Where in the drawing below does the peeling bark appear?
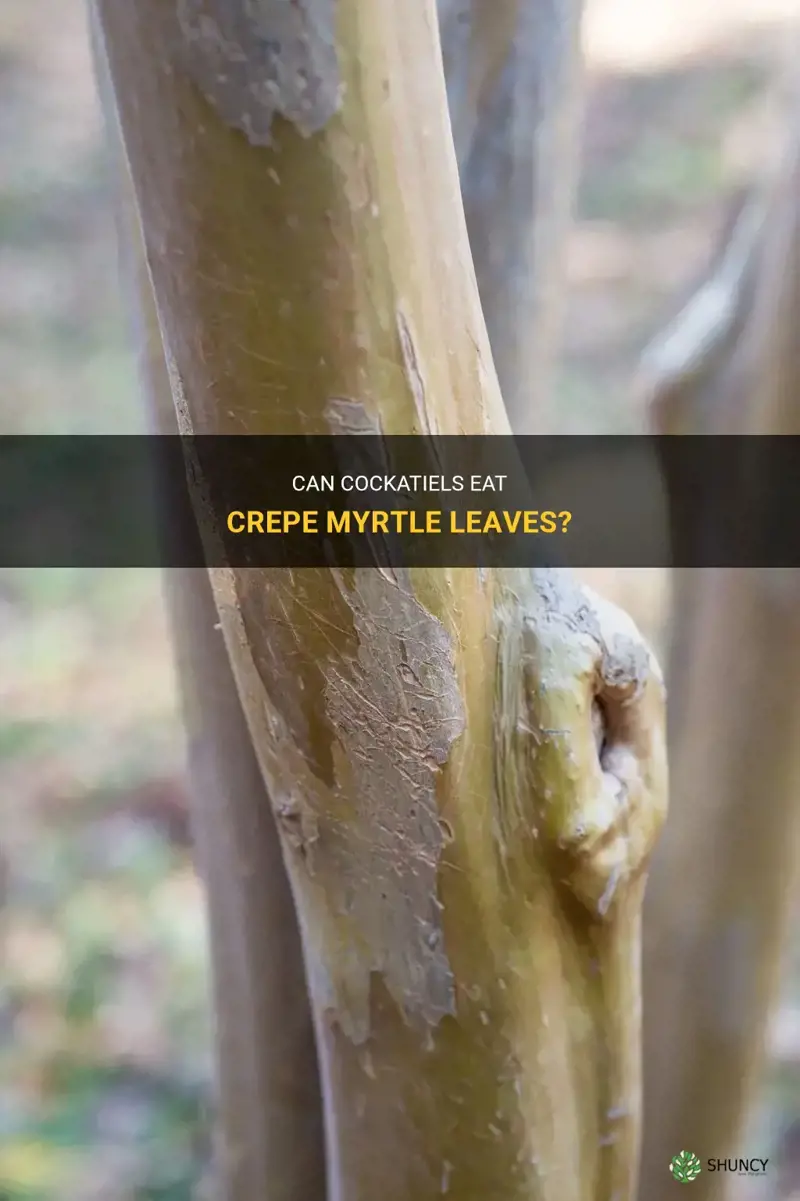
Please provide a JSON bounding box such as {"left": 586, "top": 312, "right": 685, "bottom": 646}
{"left": 94, "top": 1, "right": 665, "bottom": 1198}
{"left": 176, "top": 0, "right": 342, "bottom": 143}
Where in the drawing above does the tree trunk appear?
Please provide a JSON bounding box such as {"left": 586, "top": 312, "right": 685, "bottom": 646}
{"left": 638, "top": 108, "right": 800, "bottom": 1201}
{"left": 439, "top": 0, "right": 585, "bottom": 431}
{"left": 94, "top": 2, "right": 666, "bottom": 1199}
{"left": 92, "top": 21, "right": 329, "bottom": 1194}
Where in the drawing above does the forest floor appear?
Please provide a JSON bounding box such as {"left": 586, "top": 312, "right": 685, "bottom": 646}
{"left": 0, "top": 0, "right": 797, "bottom": 1197}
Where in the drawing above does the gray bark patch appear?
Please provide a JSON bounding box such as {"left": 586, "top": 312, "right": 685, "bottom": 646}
{"left": 321, "top": 568, "right": 465, "bottom": 1040}
{"left": 214, "top": 554, "right": 465, "bottom": 1041}
{"left": 177, "top": 0, "right": 342, "bottom": 144}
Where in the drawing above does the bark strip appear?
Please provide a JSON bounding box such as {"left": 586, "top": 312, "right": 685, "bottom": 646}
{"left": 92, "top": 21, "right": 328, "bottom": 1196}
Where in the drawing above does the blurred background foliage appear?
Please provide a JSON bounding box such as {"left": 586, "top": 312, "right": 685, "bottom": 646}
{"left": 0, "top": 0, "right": 797, "bottom": 1197}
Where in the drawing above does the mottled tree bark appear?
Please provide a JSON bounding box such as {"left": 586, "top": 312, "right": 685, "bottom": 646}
{"left": 638, "top": 109, "right": 800, "bottom": 1201}
{"left": 94, "top": 1, "right": 664, "bottom": 1199}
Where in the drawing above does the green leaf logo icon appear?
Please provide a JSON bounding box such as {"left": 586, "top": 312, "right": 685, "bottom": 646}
{"left": 670, "top": 1151, "right": 702, "bottom": 1183}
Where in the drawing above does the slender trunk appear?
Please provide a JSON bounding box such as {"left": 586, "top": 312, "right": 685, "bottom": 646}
{"left": 639, "top": 110, "right": 800, "bottom": 1201}
{"left": 93, "top": 23, "right": 328, "bottom": 1197}
{"left": 439, "top": 0, "right": 585, "bottom": 431}
{"left": 94, "top": 2, "right": 666, "bottom": 1198}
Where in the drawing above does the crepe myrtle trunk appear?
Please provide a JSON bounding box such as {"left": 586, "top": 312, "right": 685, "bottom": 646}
{"left": 91, "top": 19, "right": 328, "bottom": 1197}
{"left": 638, "top": 106, "right": 800, "bottom": 1201}
{"left": 93, "top": 2, "right": 665, "bottom": 1200}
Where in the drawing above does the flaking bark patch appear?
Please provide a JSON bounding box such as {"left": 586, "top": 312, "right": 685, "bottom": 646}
{"left": 321, "top": 567, "right": 464, "bottom": 1038}
{"left": 308, "top": 395, "right": 463, "bottom": 1035}
{"left": 177, "top": 0, "right": 342, "bottom": 144}
{"left": 211, "top": 562, "right": 465, "bottom": 1043}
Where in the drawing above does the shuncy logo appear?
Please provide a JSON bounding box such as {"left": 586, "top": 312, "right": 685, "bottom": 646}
{"left": 670, "top": 1151, "right": 702, "bottom": 1183}
{"left": 668, "top": 1152, "right": 770, "bottom": 1183}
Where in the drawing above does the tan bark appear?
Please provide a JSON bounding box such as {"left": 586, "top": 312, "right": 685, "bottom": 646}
{"left": 140, "top": 304, "right": 330, "bottom": 1201}
{"left": 91, "top": 22, "right": 328, "bottom": 1198}
{"left": 94, "top": 2, "right": 666, "bottom": 1198}
{"left": 638, "top": 112, "right": 800, "bottom": 1201}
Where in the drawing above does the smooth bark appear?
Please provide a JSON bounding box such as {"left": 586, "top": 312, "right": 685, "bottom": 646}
{"left": 439, "top": 0, "right": 585, "bottom": 431}
{"left": 92, "top": 21, "right": 328, "bottom": 1197}
{"left": 638, "top": 112, "right": 800, "bottom": 1201}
